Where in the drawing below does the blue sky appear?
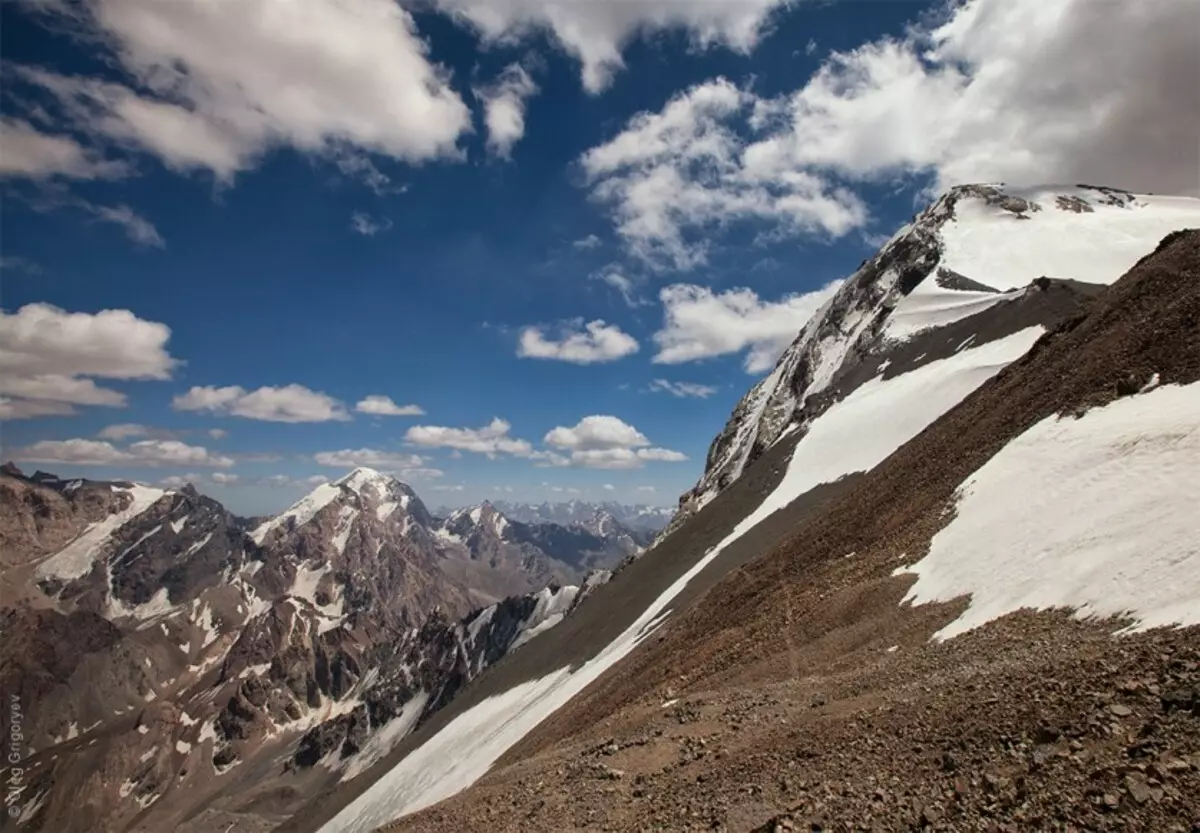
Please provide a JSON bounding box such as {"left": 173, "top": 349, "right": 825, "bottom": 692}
{"left": 1, "top": 0, "right": 1192, "bottom": 515}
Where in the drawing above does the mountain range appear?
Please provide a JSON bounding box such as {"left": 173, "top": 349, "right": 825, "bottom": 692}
{"left": 3, "top": 183, "right": 1199, "bottom": 833}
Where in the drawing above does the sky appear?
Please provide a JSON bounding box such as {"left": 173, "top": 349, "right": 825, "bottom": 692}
{"left": 1, "top": 0, "right": 1195, "bottom": 516}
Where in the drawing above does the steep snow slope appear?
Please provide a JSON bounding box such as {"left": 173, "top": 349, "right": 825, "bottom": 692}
{"left": 672, "top": 184, "right": 1200, "bottom": 528}
{"left": 900, "top": 380, "right": 1200, "bottom": 640}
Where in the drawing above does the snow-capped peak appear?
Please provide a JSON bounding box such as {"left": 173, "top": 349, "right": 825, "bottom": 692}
{"left": 671, "top": 182, "right": 1200, "bottom": 527}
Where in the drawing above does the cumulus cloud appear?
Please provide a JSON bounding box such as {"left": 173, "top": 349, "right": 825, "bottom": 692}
{"left": 579, "top": 0, "right": 1198, "bottom": 266}
{"left": 544, "top": 415, "right": 649, "bottom": 451}
{"left": 12, "top": 437, "right": 234, "bottom": 467}
{"left": 647, "top": 378, "right": 719, "bottom": 398}
{"left": 432, "top": 0, "right": 789, "bottom": 93}
{"left": 313, "top": 449, "right": 427, "bottom": 468}
{"left": 572, "top": 234, "right": 602, "bottom": 250}
{"left": 476, "top": 63, "right": 538, "bottom": 159}
{"left": 581, "top": 78, "right": 867, "bottom": 270}
{"left": 12, "top": 0, "right": 472, "bottom": 181}
{"left": 0, "top": 117, "right": 128, "bottom": 180}
{"left": 542, "top": 415, "right": 687, "bottom": 469}
{"left": 653, "top": 281, "right": 842, "bottom": 373}
{"left": 98, "top": 423, "right": 150, "bottom": 440}
{"left": 354, "top": 395, "right": 424, "bottom": 416}
{"left": 517, "top": 319, "right": 638, "bottom": 364}
{"left": 350, "top": 211, "right": 392, "bottom": 236}
{"left": 172, "top": 384, "right": 350, "bottom": 423}
{"left": 746, "top": 0, "right": 1200, "bottom": 195}
{"left": 406, "top": 417, "right": 534, "bottom": 458}
{"left": 0, "top": 302, "right": 177, "bottom": 417}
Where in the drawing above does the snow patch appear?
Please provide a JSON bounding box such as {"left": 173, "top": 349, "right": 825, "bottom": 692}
{"left": 251, "top": 482, "right": 342, "bottom": 544}
{"left": 939, "top": 188, "right": 1200, "bottom": 292}
{"left": 36, "top": 485, "right": 167, "bottom": 581}
{"left": 176, "top": 739, "right": 192, "bottom": 754}
{"left": 375, "top": 501, "right": 398, "bottom": 521}
{"left": 884, "top": 282, "right": 1016, "bottom": 341}
{"left": 170, "top": 515, "right": 188, "bottom": 534}
{"left": 773, "top": 327, "right": 1044, "bottom": 506}
{"left": 337, "top": 692, "right": 430, "bottom": 782}
{"left": 139, "top": 746, "right": 158, "bottom": 763}
{"left": 897, "top": 382, "right": 1200, "bottom": 640}
{"left": 332, "top": 505, "right": 359, "bottom": 555}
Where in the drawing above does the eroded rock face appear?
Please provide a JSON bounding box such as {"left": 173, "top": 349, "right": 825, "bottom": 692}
{"left": 2, "top": 466, "right": 600, "bottom": 833}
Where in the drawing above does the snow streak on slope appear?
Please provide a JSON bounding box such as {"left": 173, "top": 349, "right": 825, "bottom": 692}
{"left": 251, "top": 482, "right": 341, "bottom": 544}
{"left": 36, "top": 485, "right": 168, "bottom": 580}
{"left": 770, "top": 327, "right": 1045, "bottom": 509}
{"left": 318, "top": 329, "right": 1049, "bottom": 833}
{"left": 898, "top": 382, "right": 1200, "bottom": 641}
{"left": 939, "top": 188, "right": 1200, "bottom": 292}
{"left": 883, "top": 282, "right": 1016, "bottom": 341}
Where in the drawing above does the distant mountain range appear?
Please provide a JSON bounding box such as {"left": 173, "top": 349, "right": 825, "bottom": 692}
{"left": 0, "top": 465, "right": 639, "bottom": 832}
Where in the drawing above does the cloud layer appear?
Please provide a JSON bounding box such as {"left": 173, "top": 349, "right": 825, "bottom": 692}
{"left": 172, "top": 384, "right": 350, "bottom": 423}
{"left": 0, "top": 303, "right": 178, "bottom": 418}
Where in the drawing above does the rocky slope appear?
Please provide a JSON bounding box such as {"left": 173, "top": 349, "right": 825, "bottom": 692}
{"left": 0, "top": 467, "right": 626, "bottom": 833}
{"left": 285, "top": 200, "right": 1200, "bottom": 833}
{"left": 666, "top": 183, "right": 1200, "bottom": 534}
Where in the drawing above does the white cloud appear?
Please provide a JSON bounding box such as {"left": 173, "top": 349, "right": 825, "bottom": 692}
{"left": 580, "top": 0, "right": 1198, "bottom": 268}
{"left": 335, "top": 154, "right": 406, "bottom": 195}
{"left": 210, "top": 472, "right": 239, "bottom": 484}
{"left": 602, "top": 483, "right": 614, "bottom": 490}
{"left": 160, "top": 474, "right": 197, "bottom": 488}
{"left": 517, "top": 319, "right": 638, "bottom": 364}
{"left": 0, "top": 117, "right": 128, "bottom": 180}
{"left": 79, "top": 202, "right": 165, "bottom": 247}
{"left": 544, "top": 415, "right": 648, "bottom": 451}
{"left": 303, "top": 475, "right": 329, "bottom": 485}
{"left": 593, "top": 266, "right": 642, "bottom": 307}
{"left": 354, "top": 395, "right": 424, "bottom": 416}
{"left": 636, "top": 485, "right": 656, "bottom": 493}
{"left": 572, "top": 234, "right": 602, "bottom": 250}
{"left": 0, "top": 302, "right": 177, "bottom": 417}
{"left": 542, "top": 415, "right": 686, "bottom": 469}
{"left": 432, "top": 0, "right": 789, "bottom": 93}
{"left": 98, "top": 423, "right": 149, "bottom": 440}
{"left": 433, "top": 484, "right": 465, "bottom": 492}
{"left": 580, "top": 78, "right": 867, "bottom": 270}
{"left": 313, "top": 449, "right": 427, "bottom": 468}
{"left": 653, "top": 281, "right": 842, "bottom": 373}
{"left": 476, "top": 63, "right": 538, "bottom": 159}
{"left": 647, "top": 378, "right": 719, "bottom": 399}
{"left": 172, "top": 384, "right": 350, "bottom": 423}
{"left": 207, "top": 428, "right": 228, "bottom": 439}
{"left": 13, "top": 438, "right": 234, "bottom": 467}
{"left": 350, "top": 211, "right": 392, "bottom": 236}
{"left": 0, "top": 397, "right": 76, "bottom": 420}
{"left": 405, "top": 417, "right": 533, "bottom": 458}
{"left": 744, "top": 0, "right": 1200, "bottom": 196}
{"left": 14, "top": 0, "right": 472, "bottom": 180}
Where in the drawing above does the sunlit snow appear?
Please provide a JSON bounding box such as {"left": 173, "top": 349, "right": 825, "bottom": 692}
{"left": 939, "top": 188, "right": 1200, "bottom": 292}
{"left": 36, "top": 485, "right": 167, "bottom": 580}
{"left": 898, "top": 381, "right": 1200, "bottom": 640}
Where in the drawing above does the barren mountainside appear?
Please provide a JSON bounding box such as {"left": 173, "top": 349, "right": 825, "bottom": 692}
{"left": 283, "top": 192, "right": 1200, "bottom": 833}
